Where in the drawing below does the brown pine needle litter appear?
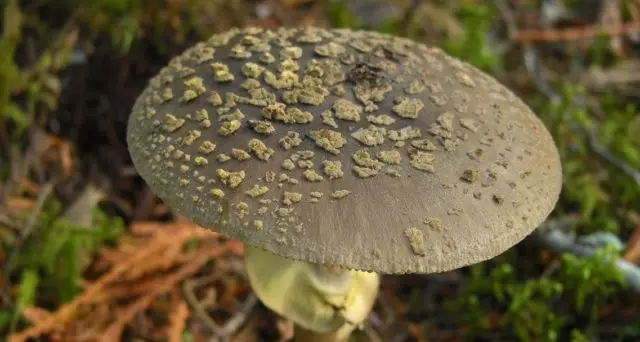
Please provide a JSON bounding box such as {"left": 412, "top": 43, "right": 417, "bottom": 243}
{"left": 7, "top": 217, "right": 245, "bottom": 342}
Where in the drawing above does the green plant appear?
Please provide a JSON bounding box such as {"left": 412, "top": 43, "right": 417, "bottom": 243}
{"left": 327, "top": 0, "right": 363, "bottom": 29}
{"left": 326, "top": 0, "right": 402, "bottom": 35}
{"left": 448, "top": 263, "right": 565, "bottom": 342}
{"left": 0, "top": 0, "right": 74, "bottom": 137}
{"left": 442, "top": 3, "right": 501, "bottom": 72}
{"left": 1, "top": 198, "right": 125, "bottom": 334}
{"left": 534, "top": 83, "right": 639, "bottom": 235}
{"left": 558, "top": 245, "right": 625, "bottom": 328}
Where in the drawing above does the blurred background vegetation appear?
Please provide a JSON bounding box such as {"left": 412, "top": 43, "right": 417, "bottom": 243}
{"left": 1, "top": 0, "right": 639, "bottom": 341}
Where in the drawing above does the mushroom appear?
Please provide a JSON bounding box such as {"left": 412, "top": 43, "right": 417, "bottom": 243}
{"left": 126, "top": 27, "right": 562, "bottom": 341}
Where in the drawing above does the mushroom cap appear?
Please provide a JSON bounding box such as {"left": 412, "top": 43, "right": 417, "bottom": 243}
{"left": 127, "top": 26, "right": 562, "bottom": 274}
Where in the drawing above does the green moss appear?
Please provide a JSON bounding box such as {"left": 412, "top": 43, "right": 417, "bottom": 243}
{"left": 532, "top": 83, "right": 639, "bottom": 235}
{"left": 441, "top": 3, "right": 501, "bottom": 72}
{"left": 1, "top": 196, "right": 125, "bottom": 334}
{"left": 558, "top": 245, "right": 625, "bottom": 327}
{"left": 327, "top": 0, "right": 363, "bottom": 29}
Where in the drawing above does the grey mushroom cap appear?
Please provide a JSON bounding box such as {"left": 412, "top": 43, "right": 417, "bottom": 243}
{"left": 126, "top": 26, "right": 562, "bottom": 275}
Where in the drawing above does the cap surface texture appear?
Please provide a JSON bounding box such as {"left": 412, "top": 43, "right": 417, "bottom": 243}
{"left": 127, "top": 26, "right": 563, "bottom": 274}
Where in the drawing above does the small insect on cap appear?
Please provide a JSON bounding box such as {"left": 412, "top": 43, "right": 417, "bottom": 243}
{"left": 127, "top": 26, "right": 562, "bottom": 274}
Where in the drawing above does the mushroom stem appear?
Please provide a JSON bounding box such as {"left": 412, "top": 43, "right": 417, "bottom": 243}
{"left": 243, "top": 244, "right": 380, "bottom": 342}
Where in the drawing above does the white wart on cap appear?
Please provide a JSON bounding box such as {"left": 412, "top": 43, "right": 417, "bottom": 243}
{"left": 127, "top": 26, "right": 563, "bottom": 274}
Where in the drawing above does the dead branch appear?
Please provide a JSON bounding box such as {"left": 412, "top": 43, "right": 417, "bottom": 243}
{"left": 97, "top": 244, "right": 229, "bottom": 341}
{"left": 167, "top": 290, "right": 189, "bottom": 342}
{"left": 7, "top": 219, "right": 226, "bottom": 342}
{"left": 513, "top": 22, "right": 640, "bottom": 43}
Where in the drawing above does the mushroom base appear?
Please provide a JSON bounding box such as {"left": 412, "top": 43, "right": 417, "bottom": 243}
{"left": 243, "top": 244, "right": 380, "bottom": 341}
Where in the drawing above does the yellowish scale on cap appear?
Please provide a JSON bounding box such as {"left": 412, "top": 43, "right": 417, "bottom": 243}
{"left": 279, "top": 59, "right": 300, "bottom": 72}
{"left": 242, "top": 62, "right": 265, "bottom": 78}
{"left": 392, "top": 97, "right": 424, "bottom": 119}
{"left": 385, "top": 168, "right": 401, "bottom": 177}
{"left": 253, "top": 220, "right": 264, "bottom": 230}
{"left": 423, "top": 217, "right": 445, "bottom": 232}
{"left": 241, "top": 78, "right": 261, "bottom": 90}
{"left": 210, "top": 188, "right": 225, "bottom": 198}
{"left": 282, "top": 159, "right": 295, "bottom": 170}
{"left": 351, "top": 125, "right": 387, "bottom": 146}
{"left": 229, "top": 44, "right": 252, "bottom": 59}
{"left": 435, "top": 112, "right": 455, "bottom": 132}
{"left": 161, "top": 88, "right": 173, "bottom": 101}
{"left": 377, "top": 150, "right": 401, "bottom": 164}
{"left": 208, "top": 91, "right": 223, "bottom": 106}
{"left": 303, "top": 169, "right": 324, "bottom": 182}
{"left": 263, "top": 102, "right": 314, "bottom": 124}
{"left": 460, "top": 117, "right": 480, "bottom": 132}
{"left": 180, "top": 77, "right": 207, "bottom": 103}
{"left": 333, "top": 98, "right": 362, "bottom": 122}
{"left": 248, "top": 139, "right": 275, "bottom": 161}
{"left": 280, "top": 46, "right": 303, "bottom": 59}
{"left": 245, "top": 184, "right": 270, "bottom": 198}
{"left": 404, "top": 227, "right": 427, "bottom": 256}
{"left": 264, "top": 170, "right": 276, "bottom": 183}
{"left": 294, "top": 150, "right": 314, "bottom": 160}
{"left": 218, "top": 120, "right": 241, "bottom": 136}
{"left": 216, "top": 169, "right": 246, "bottom": 188}
{"left": 314, "top": 42, "right": 346, "bottom": 57}
{"left": 181, "top": 130, "right": 201, "bottom": 146}
{"left": 194, "top": 156, "right": 208, "bottom": 166}
{"left": 330, "top": 190, "right": 351, "bottom": 199}
{"left": 410, "top": 139, "right": 438, "bottom": 152}
{"left": 232, "top": 148, "right": 251, "bottom": 161}
{"left": 388, "top": 126, "right": 421, "bottom": 141}
{"left": 321, "top": 110, "right": 338, "bottom": 128}
{"left": 216, "top": 153, "right": 231, "bottom": 162}
{"left": 283, "top": 191, "right": 303, "bottom": 205}
{"left": 235, "top": 201, "right": 250, "bottom": 218}
{"left": 353, "top": 166, "right": 378, "bottom": 178}
{"left": 366, "top": 114, "right": 395, "bottom": 126}
{"left": 456, "top": 71, "right": 476, "bottom": 87}
{"left": 297, "top": 160, "right": 314, "bottom": 169}
{"left": 409, "top": 151, "right": 435, "bottom": 173}
{"left": 259, "top": 52, "right": 275, "bottom": 64}
{"left": 198, "top": 141, "right": 216, "bottom": 154}
{"left": 249, "top": 120, "right": 275, "bottom": 135}
{"left": 264, "top": 70, "right": 299, "bottom": 90}
{"left": 353, "top": 149, "right": 383, "bottom": 170}
{"left": 461, "top": 169, "right": 479, "bottom": 183}
{"left": 322, "top": 160, "right": 344, "bottom": 179}
{"left": 296, "top": 80, "right": 329, "bottom": 105}
{"left": 211, "top": 62, "right": 235, "bottom": 82}
{"left": 308, "top": 129, "right": 346, "bottom": 154}
{"left": 404, "top": 79, "right": 426, "bottom": 94}
{"left": 162, "top": 114, "right": 185, "bottom": 132}
{"left": 219, "top": 108, "right": 245, "bottom": 122}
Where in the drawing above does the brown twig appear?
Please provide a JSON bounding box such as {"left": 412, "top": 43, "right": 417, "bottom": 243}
{"left": 513, "top": 22, "right": 640, "bottom": 43}
{"left": 623, "top": 224, "right": 640, "bottom": 263}
{"left": 7, "top": 222, "right": 214, "bottom": 341}
{"left": 221, "top": 294, "right": 257, "bottom": 337}
{"left": 167, "top": 289, "right": 189, "bottom": 342}
{"left": 183, "top": 275, "right": 228, "bottom": 338}
{"left": 98, "top": 244, "right": 229, "bottom": 341}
